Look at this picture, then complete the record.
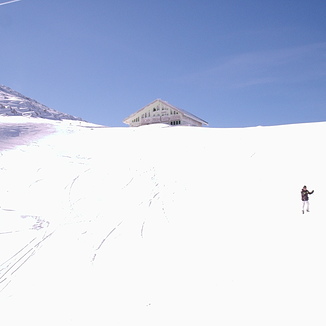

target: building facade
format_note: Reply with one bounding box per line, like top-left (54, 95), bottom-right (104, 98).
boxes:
top-left (123, 99), bottom-right (208, 127)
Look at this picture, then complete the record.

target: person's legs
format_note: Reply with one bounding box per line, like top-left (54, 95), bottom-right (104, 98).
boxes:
top-left (302, 200), bottom-right (310, 213)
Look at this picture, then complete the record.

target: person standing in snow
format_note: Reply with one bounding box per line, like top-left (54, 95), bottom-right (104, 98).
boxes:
top-left (301, 185), bottom-right (314, 214)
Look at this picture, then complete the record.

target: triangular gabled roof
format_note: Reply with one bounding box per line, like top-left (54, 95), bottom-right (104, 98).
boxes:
top-left (123, 99), bottom-right (208, 126)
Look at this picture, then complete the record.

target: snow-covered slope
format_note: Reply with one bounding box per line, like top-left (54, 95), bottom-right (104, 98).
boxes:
top-left (1, 116), bottom-right (326, 325)
top-left (0, 85), bottom-right (82, 121)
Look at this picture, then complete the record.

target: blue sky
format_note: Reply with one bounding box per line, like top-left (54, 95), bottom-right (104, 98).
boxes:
top-left (0, 0), bottom-right (325, 127)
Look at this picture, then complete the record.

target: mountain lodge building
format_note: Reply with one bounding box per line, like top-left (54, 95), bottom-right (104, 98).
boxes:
top-left (123, 99), bottom-right (208, 127)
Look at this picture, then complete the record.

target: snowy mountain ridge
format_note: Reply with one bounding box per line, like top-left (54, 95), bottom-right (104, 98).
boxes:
top-left (0, 85), bottom-right (82, 121)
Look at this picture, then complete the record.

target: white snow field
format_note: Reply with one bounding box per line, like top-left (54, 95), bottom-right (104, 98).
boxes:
top-left (0, 116), bottom-right (326, 325)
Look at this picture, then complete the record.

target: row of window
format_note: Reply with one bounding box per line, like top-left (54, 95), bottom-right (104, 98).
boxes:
top-left (153, 106), bottom-right (169, 112)
top-left (131, 117), bottom-right (140, 123)
top-left (131, 117), bottom-right (181, 125)
top-left (141, 110), bottom-right (179, 119)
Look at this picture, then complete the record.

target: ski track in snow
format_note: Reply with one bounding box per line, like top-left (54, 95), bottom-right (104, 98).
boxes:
top-left (0, 216), bottom-right (53, 293)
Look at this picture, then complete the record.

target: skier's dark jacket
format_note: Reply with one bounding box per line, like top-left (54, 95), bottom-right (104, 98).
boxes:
top-left (301, 188), bottom-right (314, 201)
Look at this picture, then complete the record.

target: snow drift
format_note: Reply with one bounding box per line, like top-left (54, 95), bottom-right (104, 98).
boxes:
top-left (1, 116), bottom-right (326, 325)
